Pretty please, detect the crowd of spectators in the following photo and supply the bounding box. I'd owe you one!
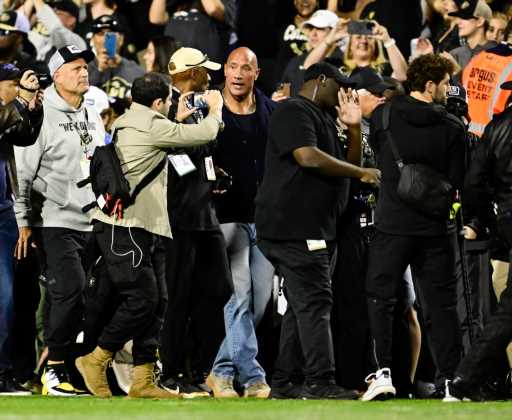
[1,0,512,402]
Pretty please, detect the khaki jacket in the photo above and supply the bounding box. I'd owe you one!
[91,102,222,238]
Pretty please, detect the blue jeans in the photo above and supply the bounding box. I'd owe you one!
[0,207,18,370]
[212,223,274,388]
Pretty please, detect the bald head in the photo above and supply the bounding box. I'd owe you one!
[224,47,260,100]
[226,47,259,69]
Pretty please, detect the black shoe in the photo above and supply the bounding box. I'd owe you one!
[161,375,209,399]
[269,382,303,399]
[300,383,359,400]
[0,370,32,396]
[446,376,484,402]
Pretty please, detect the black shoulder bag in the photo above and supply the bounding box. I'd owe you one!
[381,103,454,219]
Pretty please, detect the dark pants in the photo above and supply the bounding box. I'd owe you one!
[456,217,512,384]
[160,228,231,380]
[0,207,18,370]
[331,218,370,389]
[94,222,167,366]
[259,239,336,387]
[366,230,462,386]
[41,227,95,361]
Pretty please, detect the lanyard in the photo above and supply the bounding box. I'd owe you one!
[66,109,93,158]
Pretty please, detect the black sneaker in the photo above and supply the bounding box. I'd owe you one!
[0,370,32,396]
[161,375,209,399]
[300,383,359,400]
[269,382,303,399]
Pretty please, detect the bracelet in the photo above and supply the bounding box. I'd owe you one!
[384,38,396,49]
[324,39,334,48]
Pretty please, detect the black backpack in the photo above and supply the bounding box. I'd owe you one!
[78,130,166,218]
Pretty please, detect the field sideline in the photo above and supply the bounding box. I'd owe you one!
[1,397,511,420]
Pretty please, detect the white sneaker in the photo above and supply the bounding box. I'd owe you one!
[443,380,461,402]
[42,365,78,397]
[361,368,396,401]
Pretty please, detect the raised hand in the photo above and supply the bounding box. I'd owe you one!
[336,88,362,127]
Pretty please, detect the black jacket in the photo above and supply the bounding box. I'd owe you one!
[464,106,512,235]
[370,95,466,236]
[0,100,43,197]
[166,88,219,231]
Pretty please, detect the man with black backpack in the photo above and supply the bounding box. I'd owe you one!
[74,72,224,399]
[362,54,466,401]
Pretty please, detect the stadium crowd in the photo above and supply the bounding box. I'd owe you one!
[1,0,512,403]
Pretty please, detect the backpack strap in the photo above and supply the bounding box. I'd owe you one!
[380,103,404,170]
[110,127,166,203]
[129,157,167,204]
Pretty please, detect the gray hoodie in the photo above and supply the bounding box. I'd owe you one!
[15,84,105,231]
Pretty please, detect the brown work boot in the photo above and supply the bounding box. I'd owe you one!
[75,346,113,398]
[128,363,180,399]
[206,372,239,398]
[243,382,271,399]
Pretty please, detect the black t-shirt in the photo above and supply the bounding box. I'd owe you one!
[214,89,275,223]
[274,22,309,85]
[166,88,219,231]
[255,96,350,241]
[369,96,466,237]
[215,111,261,223]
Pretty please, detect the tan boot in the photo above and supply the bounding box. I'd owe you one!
[206,373,239,398]
[128,363,180,399]
[243,382,271,399]
[75,347,113,398]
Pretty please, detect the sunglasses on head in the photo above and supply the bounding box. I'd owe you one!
[185,55,209,67]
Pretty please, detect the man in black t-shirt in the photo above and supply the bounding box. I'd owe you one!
[255,61,381,400]
[362,54,466,402]
[158,47,232,398]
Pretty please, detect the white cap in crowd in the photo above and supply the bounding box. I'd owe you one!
[302,10,339,29]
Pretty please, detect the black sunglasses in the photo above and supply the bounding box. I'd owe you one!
[185,55,209,67]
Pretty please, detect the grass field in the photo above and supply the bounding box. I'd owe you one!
[1,397,511,420]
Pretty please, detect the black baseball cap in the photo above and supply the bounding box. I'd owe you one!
[0,63,21,81]
[48,45,95,76]
[50,0,80,21]
[303,62,355,87]
[91,15,123,34]
[448,0,492,21]
[349,67,395,94]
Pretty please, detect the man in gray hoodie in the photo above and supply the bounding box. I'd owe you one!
[14,45,105,397]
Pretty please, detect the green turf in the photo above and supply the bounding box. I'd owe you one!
[0,397,511,420]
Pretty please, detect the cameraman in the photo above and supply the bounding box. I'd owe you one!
[75,72,224,399]
[447,81,512,401]
[0,68,42,396]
